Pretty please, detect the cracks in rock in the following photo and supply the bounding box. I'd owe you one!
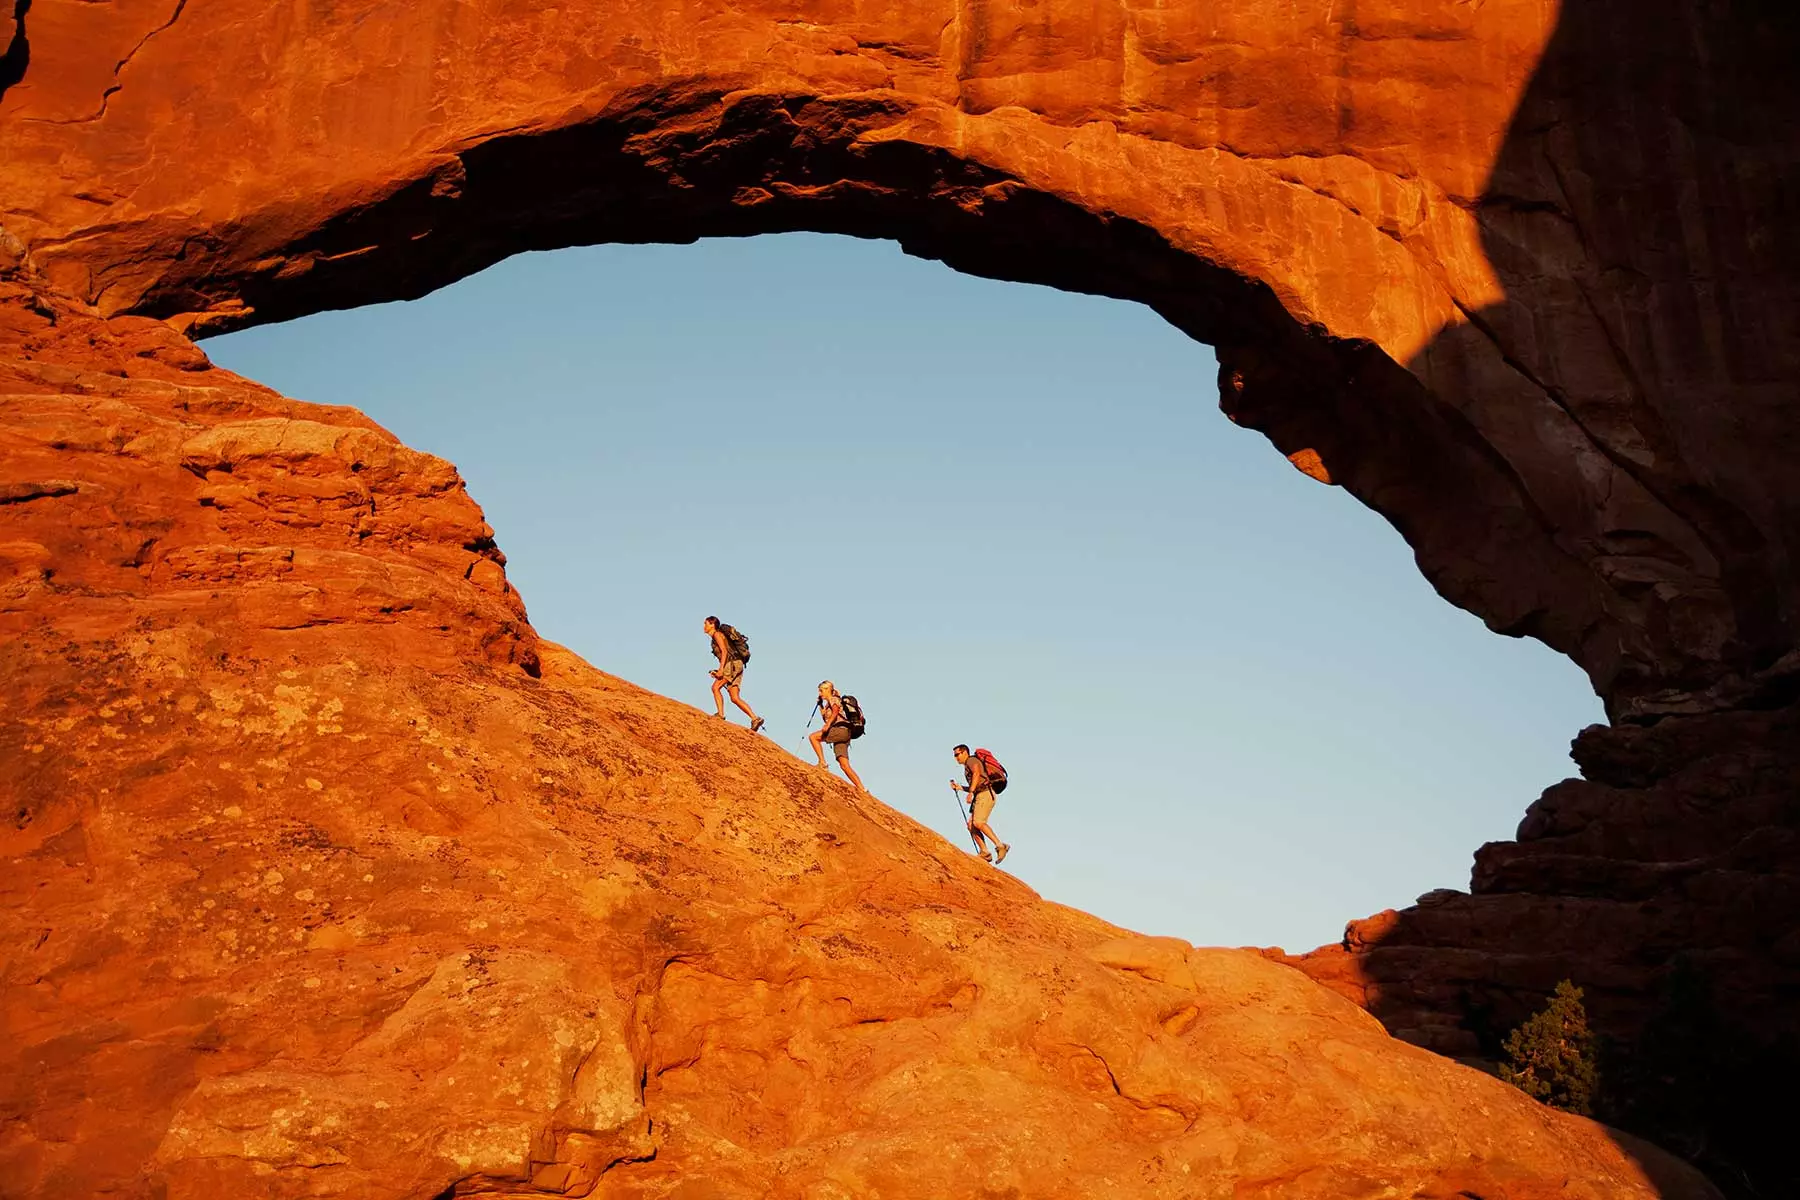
[1279,173,1406,248]
[0,479,77,504]
[1181,139,1477,304]
[852,37,936,65]
[630,952,699,1096]
[1464,191,1576,224]
[934,52,1449,261]
[22,0,188,126]
[597,1124,657,1177]
[1450,296,1711,579]
[1540,146,1597,263]
[1563,269,1773,641]
[435,1123,659,1198]
[1452,299,1632,483]
[772,17,938,66]
[1066,1042,1196,1126]
[1533,145,1713,525]
[1074,1042,1126,1098]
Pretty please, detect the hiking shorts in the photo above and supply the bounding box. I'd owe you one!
[970,787,997,825]
[824,725,852,759]
[716,658,745,687]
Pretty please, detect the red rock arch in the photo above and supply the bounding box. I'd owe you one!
[2,0,1795,1194]
[13,0,1790,715]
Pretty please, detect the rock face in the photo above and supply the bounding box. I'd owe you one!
[1,0,1796,1195]
[1294,708,1800,1054]
[2,0,1796,719]
[0,289,1716,1197]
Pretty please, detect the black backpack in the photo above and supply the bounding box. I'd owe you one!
[717,623,751,663]
[839,694,866,739]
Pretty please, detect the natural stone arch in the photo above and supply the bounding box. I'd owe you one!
[2,0,1796,1194]
[7,0,1792,719]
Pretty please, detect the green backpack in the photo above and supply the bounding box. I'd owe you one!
[717,623,751,662]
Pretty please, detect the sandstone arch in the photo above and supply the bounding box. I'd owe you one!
[11,0,1794,716]
[2,0,1795,1195]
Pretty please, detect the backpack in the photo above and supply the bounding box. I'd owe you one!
[974,748,1008,794]
[839,694,867,739]
[717,623,751,663]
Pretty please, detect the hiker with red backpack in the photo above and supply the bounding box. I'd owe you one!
[704,616,765,732]
[952,744,1010,864]
[807,680,866,792]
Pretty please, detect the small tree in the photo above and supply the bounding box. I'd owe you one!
[1499,979,1598,1116]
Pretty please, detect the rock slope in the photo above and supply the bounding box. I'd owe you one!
[3,0,1797,1191]
[0,276,1717,1199]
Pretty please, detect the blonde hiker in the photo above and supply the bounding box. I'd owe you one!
[807,680,866,792]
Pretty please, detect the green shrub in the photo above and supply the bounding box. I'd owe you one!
[1499,979,1598,1115]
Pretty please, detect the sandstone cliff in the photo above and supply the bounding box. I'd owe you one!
[3,0,1797,1194]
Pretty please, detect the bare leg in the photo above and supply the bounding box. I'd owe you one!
[836,754,866,792]
[967,822,992,856]
[710,676,727,718]
[808,729,829,767]
[970,791,1003,859]
[726,684,758,724]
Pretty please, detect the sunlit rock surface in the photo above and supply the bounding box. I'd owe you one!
[2,0,1796,1194]
[0,288,1717,1197]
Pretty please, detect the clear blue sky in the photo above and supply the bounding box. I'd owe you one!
[208,233,1604,953]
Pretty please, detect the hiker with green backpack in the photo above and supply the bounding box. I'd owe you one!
[704,616,765,732]
[952,744,1010,864]
[807,680,866,792]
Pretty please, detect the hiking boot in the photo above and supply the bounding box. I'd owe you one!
[977,849,993,863]
[994,843,1011,865]
[750,716,765,733]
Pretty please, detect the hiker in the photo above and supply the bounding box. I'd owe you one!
[704,616,764,732]
[808,680,866,792]
[953,744,1010,864]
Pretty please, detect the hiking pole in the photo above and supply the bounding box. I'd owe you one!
[949,780,982,853]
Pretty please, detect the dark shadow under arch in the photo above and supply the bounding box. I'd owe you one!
[1300,4,1800,1195]
[4,0,1797,1192]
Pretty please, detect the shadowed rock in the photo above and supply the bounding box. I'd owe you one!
[2,0,1796,1194]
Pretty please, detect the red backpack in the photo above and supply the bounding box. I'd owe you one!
[974,748,1008,794]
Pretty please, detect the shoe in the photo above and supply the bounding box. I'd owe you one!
[994,843,1011,865]
[977,850,993,863]
[750,716,765,733]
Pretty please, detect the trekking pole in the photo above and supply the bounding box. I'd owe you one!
[950,780,982,852]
